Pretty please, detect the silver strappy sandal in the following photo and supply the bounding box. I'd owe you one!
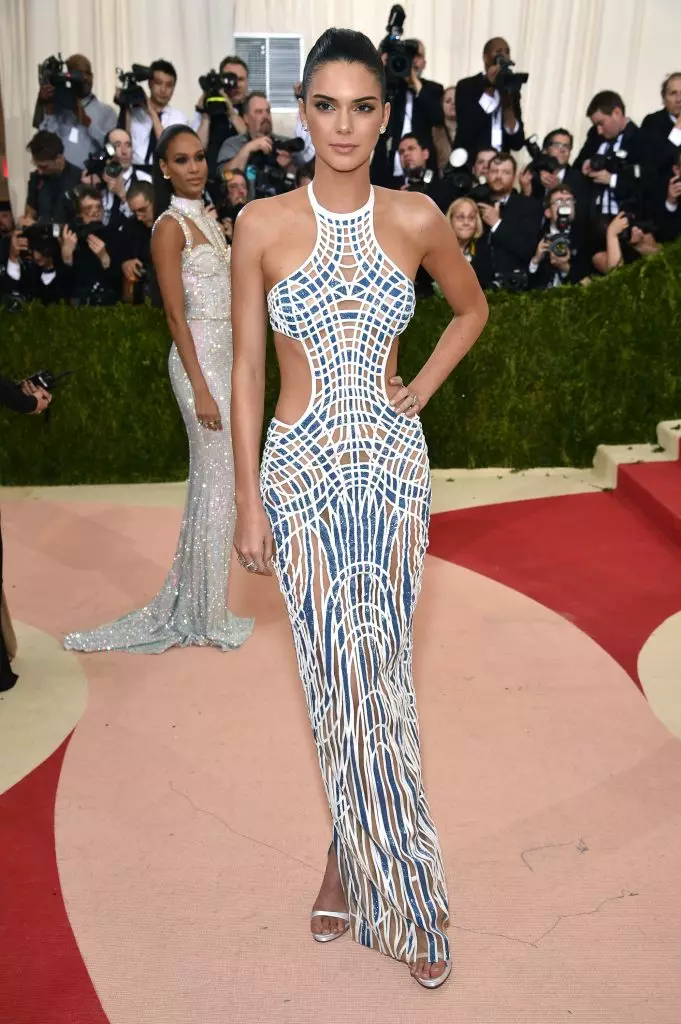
[310,910,350,943]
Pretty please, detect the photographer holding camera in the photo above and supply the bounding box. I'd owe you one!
[0,215,70,308]
[472,152,543,292]
[111,181,156,303]
[454,38,526,162]
[81,128,152,227]
[216,93,304,200]
[121,60,188,166]
[24,131,82,222]
[194,56,248,177]
[59,185,120,306]
[640,73,681,207]
[574,92,643,218]
[594,209,661,274]
[528,186,589,289]
[35,54,117,170]
[519,129,586,200]
[372,12,444,188]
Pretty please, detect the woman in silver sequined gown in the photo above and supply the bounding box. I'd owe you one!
[64,126,252,654]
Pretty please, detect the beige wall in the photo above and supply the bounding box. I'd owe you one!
[235,0,681,147]
[2,0,680,210]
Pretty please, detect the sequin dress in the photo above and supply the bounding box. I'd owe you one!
[260,184,449,964]
[64,196,253,655]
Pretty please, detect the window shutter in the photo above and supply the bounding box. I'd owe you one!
[234,35,303,110]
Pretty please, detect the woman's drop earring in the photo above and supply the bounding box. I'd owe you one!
[163,174,170,180]
[379,125,386,135]
[302,122,308,131]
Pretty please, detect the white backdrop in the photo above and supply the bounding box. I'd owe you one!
[2,0,681,212]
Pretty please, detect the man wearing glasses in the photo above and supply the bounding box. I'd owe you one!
[520,129,587,202]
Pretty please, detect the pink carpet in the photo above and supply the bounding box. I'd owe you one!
[1,496,681,1023]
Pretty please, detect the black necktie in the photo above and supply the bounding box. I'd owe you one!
[145,111,162,164]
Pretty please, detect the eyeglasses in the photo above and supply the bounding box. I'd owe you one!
[549,141,572,151]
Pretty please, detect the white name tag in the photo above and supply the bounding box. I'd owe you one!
[68,126,79,144]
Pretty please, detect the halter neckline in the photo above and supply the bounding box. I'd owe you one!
[171,195,207,217]
[308,182,374,220]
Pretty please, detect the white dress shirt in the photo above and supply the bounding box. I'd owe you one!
[595,131,626,216]
[478,72,520,151]
[668,111,681,149]
[394,91,414,177]
[130,105,188,165]
[7,259,56,287]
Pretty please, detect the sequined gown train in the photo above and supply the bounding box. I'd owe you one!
[64,196,253,654]
[261,184,449,963]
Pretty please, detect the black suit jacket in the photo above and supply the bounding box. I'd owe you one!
[371,78,444,186]
[453,73,525,160]
[473,191,543,286]
[573,121,643,211]
[528,223,590,289]
[640,108,681,204]
[653,196,681,243]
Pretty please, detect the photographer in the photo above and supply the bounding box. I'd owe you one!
[373,33,444,188]
[472,152,543,292]
[59,185,120,306]
[124,60,188,166]
[0,219,70,307]
[81,128,152,227]
[111,181,155,303]
[574,91,642,219]
[35,54,117,170]
[640,73,681,206]
[529,186,589,289]
[194,56,248,177]
[594,210,660,275]
[24,131,82,222]
[454,38,526,161]
[519,129,586,201]
[655,148,681,243]
[217,92,303,199]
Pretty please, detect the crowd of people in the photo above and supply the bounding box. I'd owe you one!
[1,37,680,308]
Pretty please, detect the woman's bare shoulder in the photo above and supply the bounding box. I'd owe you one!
[374,185,444,231]
[235,190,309,240]
[151,212,185,246]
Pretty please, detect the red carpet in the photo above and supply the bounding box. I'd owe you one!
[617,460,681,544]
[429,482,681,689]
[0,737,106,1024]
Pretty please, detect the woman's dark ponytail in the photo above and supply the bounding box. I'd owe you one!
[152,124,201,221]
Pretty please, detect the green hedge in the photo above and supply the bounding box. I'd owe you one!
[2,240,681,485]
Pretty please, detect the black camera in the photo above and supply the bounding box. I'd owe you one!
[20,221,61,256]
[494,53,529,96]
[545,204,573,259]
[84,142,123,180]
[38,54,84,113]
[116,64,152,108]
[493,268,529,292]
[526,134,560,177]
[26,369,72,391]
[468,181,495,206]
[380,5,418,91]
[589,150,630,174]
[404,168,434,193]
[72,219,107,241]
[199,69,239,116]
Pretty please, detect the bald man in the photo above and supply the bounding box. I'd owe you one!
[36,53,117,169]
